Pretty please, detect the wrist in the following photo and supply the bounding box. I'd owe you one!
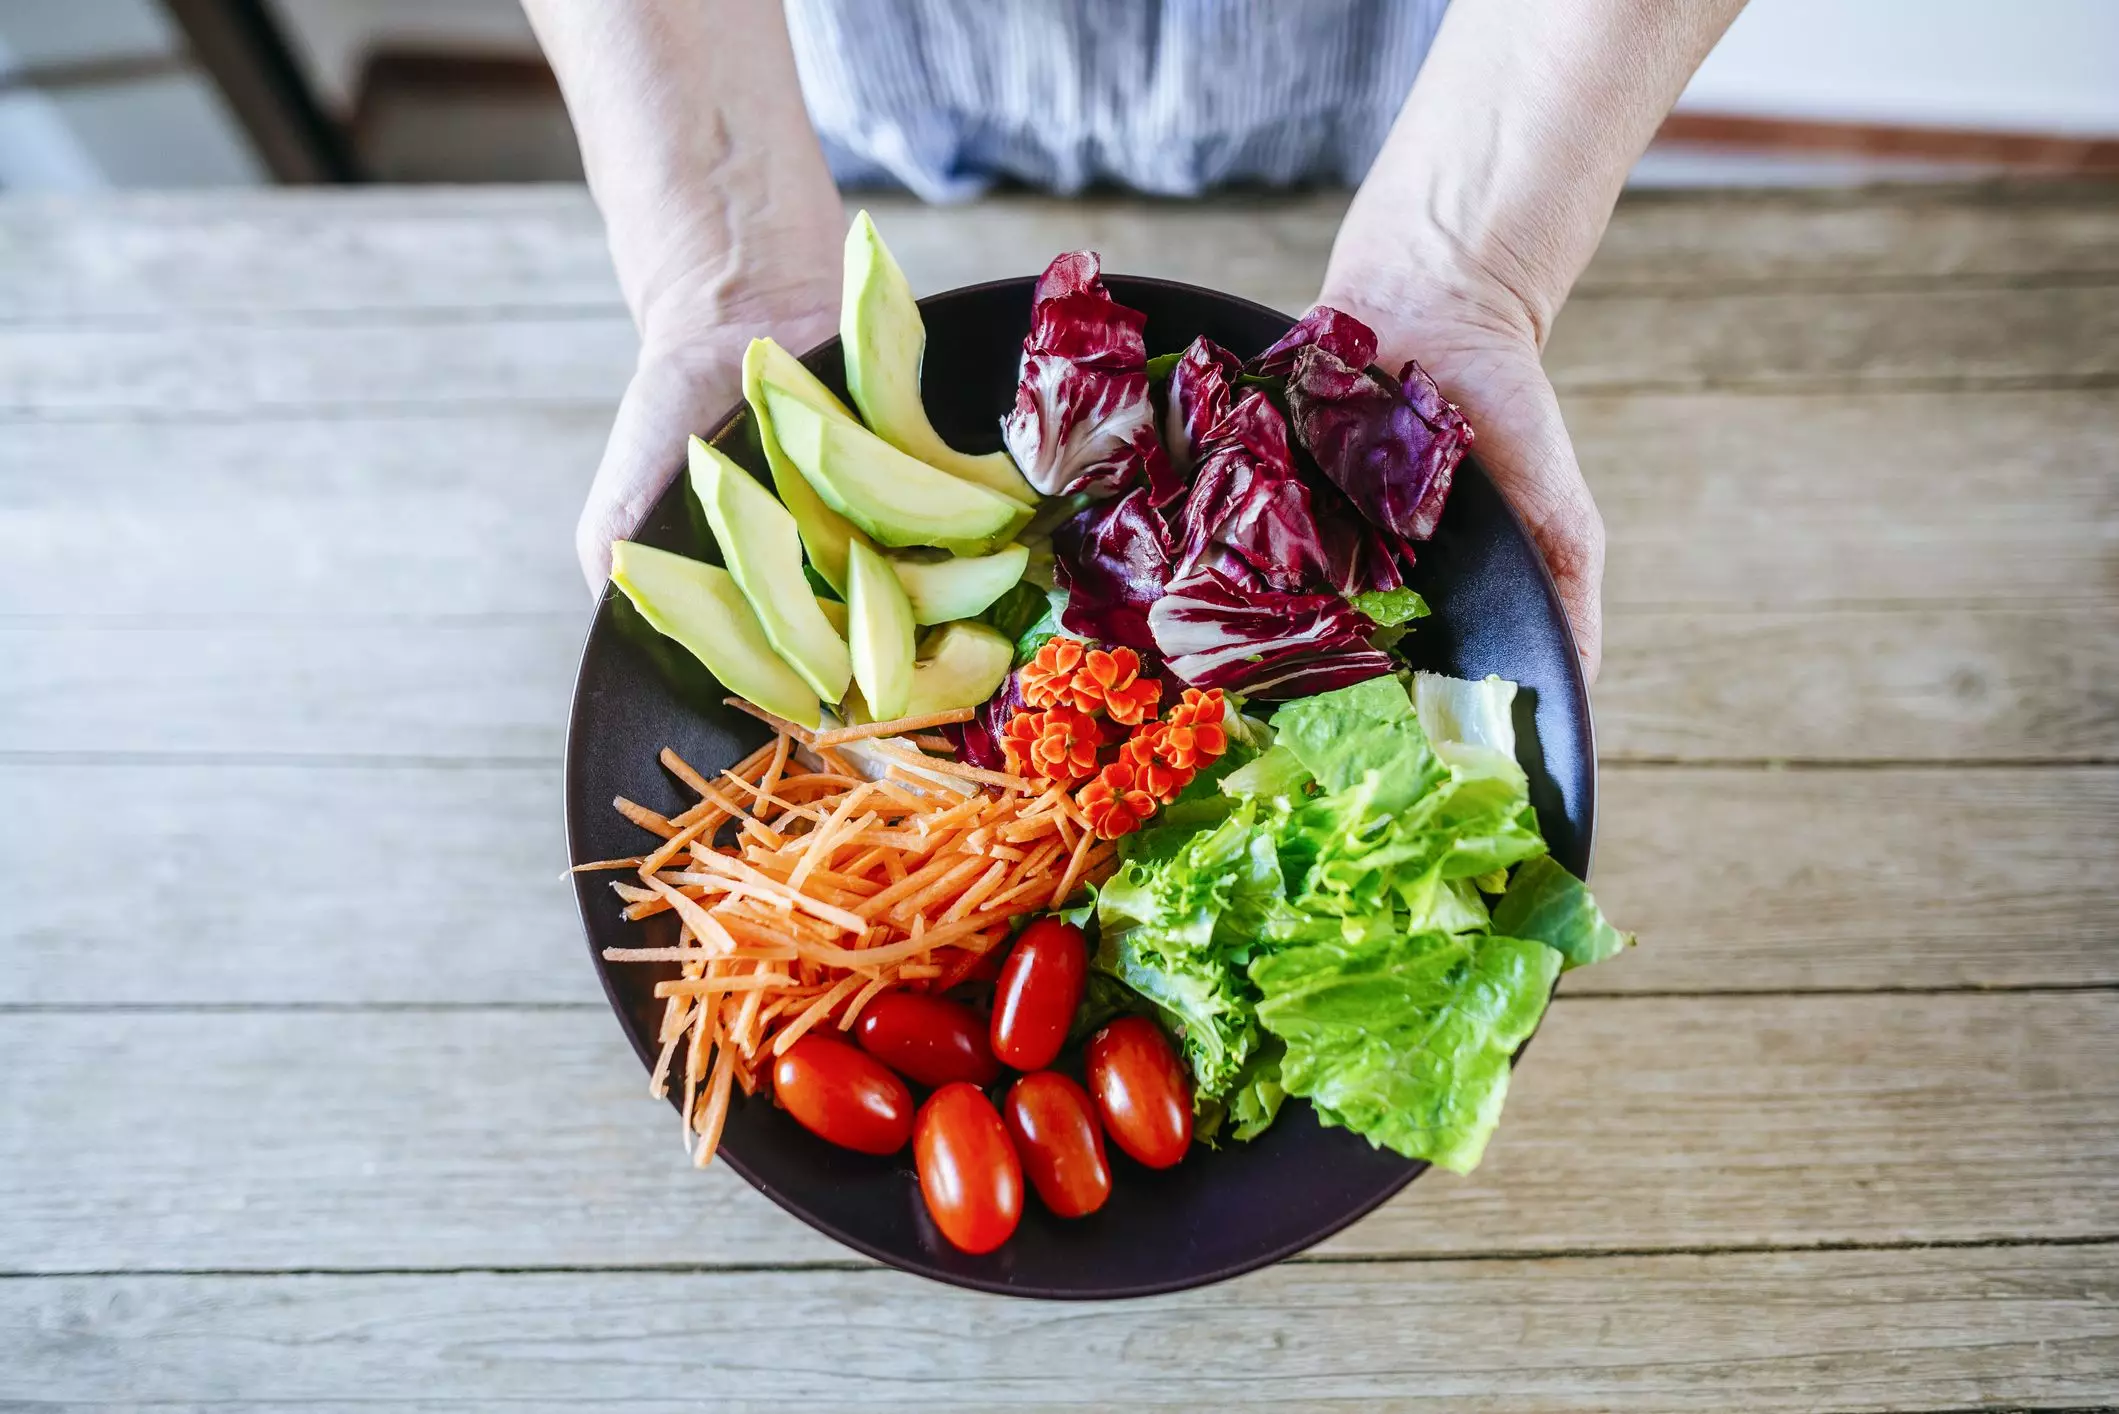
[1317,223,1547,372]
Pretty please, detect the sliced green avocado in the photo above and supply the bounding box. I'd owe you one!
[688,435,851,703]
[846,540,916,721]
[742,338,871,595]
[903,621,1014,717]
[763,386,1031,556]
[888,545,1030,626]
[609,540,821,728]
[842,211,1039,507]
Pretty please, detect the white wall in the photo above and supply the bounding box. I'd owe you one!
[1679,0,2119,135]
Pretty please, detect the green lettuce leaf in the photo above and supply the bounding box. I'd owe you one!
[1351,587,1430,627]
[1096,803,1279,1099]
[1413,671,1518,756]
[1268,676,1444,814]
[1491,855,1635,969]
[1251,928,1561,1173]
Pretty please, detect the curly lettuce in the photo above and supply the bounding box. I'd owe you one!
[1094,673,1631,1173]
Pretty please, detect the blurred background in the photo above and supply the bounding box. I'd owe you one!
[2,0,2114,191]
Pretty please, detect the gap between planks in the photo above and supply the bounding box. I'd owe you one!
[9,1233,2115,1281]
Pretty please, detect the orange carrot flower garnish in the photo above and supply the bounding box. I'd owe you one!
[1069,646,1163,724]
[1117,730,1190,804]
[1000,704,1101,783]
[1156,688,1229,771]
[1018,637,1087,710]
[1079,760,1158,839]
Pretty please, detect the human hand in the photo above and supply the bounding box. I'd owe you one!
[1317,251,1605,681]
[576,281,836,590]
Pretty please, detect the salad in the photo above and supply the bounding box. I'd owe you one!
[582,211,1631,1256]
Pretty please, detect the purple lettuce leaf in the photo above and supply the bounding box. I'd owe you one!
[1172,390,1335,593]
[1002,252,1179,501]
[1147,567,1395,700]
[1285,345,1473,542]
[1163,336,1242,476]
[1051,486,1172,656]
[1247,305,1379,379]
[944,670,1025,773]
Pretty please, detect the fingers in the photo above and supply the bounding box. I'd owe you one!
[1394,337,1605,682]
[575,348,744,592]
[1482,371,1603,682]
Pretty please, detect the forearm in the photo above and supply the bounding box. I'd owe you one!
[521,0,842,345]
[1326,0,1745,342]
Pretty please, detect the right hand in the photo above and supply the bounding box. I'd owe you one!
[576,282,837,591]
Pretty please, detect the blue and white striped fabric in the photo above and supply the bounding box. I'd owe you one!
[784,0,1452,202]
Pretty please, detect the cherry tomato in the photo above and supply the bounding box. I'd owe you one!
[771,1034,914,1156]
[1003,1071,1112,1218]
[855,990,1001,1089]
[914,1082,1023,1254]
[1085,1016,1192,1169]
[990,917,1088,1071]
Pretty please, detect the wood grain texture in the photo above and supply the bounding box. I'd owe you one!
[4,763,2109,1006]
[1598,606,2119,762]
[7,605,2111,765]
[4,994,2112,1274]
[4,1246,2112,1411]
[1588,766,2119,994]
[5,391,2111,620]
[3,186,2114,321]
[2,283,2110,418]
[0,761,579,1006]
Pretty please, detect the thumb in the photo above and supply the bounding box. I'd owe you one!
[576,348,744,592]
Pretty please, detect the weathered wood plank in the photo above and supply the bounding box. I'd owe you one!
[4,763,2109,1005]
[5,390,2110,619]
[1576,389,2119,612]
[7,606,2112,764]
[3,186,2114,322]
[2,282,2109,417]
[4,997,2113,1274]
[0,618,581,762]
[0,762,579,1007]
[1589,766,2119,995]
[0,410,598,617]
[4,1246,2112,1411]
[1598,606,2119,762]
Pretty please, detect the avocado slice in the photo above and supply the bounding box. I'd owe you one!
[904,621,1014,717]
[846,540,917,721]
[609,540,821,728]
[842,211,1039,507]
[741,338,872,595]
[763,386,1032,556]
[888,545,1030,626]
[688,435,851,703]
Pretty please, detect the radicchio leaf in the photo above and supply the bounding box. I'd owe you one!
[1051,486,1171,656]
[1286,345,1473,542]
[1173,390,1333,593]
[1163,336,1241,475]
[944,670,1025,773]
[1002,252,1178,502]
[1148,567,1395,700]
[1247,305,1379,378]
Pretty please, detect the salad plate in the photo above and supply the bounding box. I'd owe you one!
[565,273,1595,1299]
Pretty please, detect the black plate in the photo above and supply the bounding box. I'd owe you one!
[564,276,1595,1299]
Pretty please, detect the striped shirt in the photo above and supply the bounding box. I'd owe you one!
[784,0,1452,201]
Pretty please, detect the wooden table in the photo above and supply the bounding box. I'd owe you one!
[2,184,2114,1410]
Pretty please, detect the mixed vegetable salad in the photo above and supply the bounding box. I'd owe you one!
[584,211,1631,1256]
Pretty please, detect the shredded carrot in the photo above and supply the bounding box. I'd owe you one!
[602,726,1116,1168]
[810,706,977,746]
